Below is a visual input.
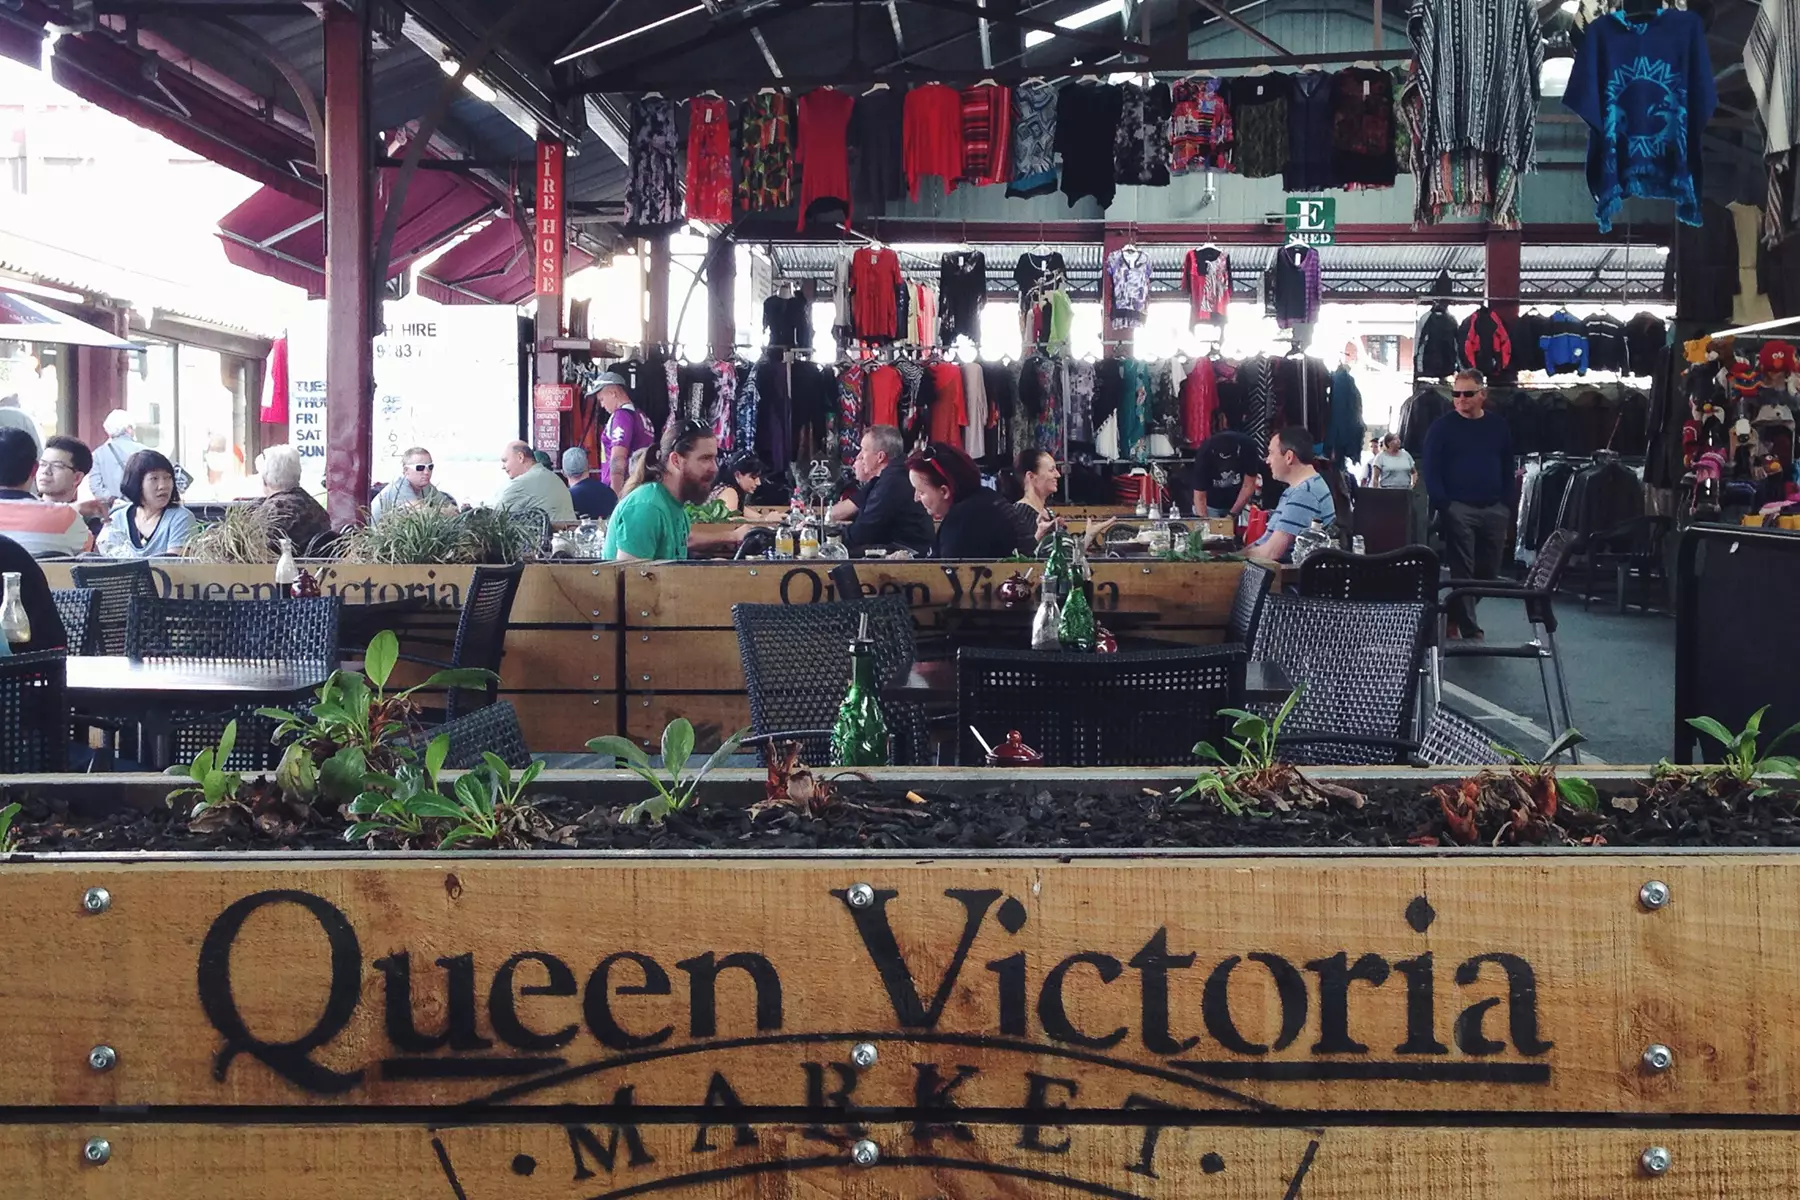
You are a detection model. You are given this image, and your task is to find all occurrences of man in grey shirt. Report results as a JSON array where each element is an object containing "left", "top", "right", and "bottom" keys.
[{"left": 493, "top": 439, "right": 576, "bottom": 522}]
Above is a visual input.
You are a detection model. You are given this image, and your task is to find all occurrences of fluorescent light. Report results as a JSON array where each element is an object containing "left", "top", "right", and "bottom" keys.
[
  {"left": 556, "top": 5, "right": 707, "bottom": 65},
  {"left": 439, "top": 58, "right": 499, "bottom": 105},
  {"left": 1024, "top": 0, "right": 1125, "bottom": 49}
]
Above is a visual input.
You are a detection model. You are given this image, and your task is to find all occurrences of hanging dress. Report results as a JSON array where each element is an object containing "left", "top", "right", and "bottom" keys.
[
  {"left": 685, "top": 96, "right": 733, "bottom": 222},
  {"left": 736, "top": 91, "right": 794, "bottom": 213},
  {"left": 624, "top": 97, "right": 681, "bottom": 235}
]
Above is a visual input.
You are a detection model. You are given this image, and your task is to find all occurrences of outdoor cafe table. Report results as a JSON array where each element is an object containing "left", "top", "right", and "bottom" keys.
[{"left": 67, "top": 656, "right": 331, "bottom": 770}]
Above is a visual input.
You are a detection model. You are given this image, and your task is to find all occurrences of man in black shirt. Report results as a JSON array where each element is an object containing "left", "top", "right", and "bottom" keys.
[
  {"left": 834, "top": 425, "right": 934, "bottom": 556},
  {"left": 1173, "top": 431, "right": 1264, "bottom": 518},
  {"left": 0, "top": 532, "right": 65, "bottom": 653}
]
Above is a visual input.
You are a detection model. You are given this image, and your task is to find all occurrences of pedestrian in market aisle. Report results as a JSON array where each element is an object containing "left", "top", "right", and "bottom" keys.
[
  {"left": 1247, "top": 426, "right": 1336, "bottom": 564},
  {"left": 562, "top": 446, "right": 617, "bottom": 520},
  {"left": 1174, "top": 429, "right": 1264, "bottom": 518},
  {"left": 369, "top": 446, "right": 456, "bottom": 520},
  {"left": 1423, "top": 369, "right": 1514, "bottom": 640},
  {"left": 494, "top": 439, "right": 577, "bottom": 523},
  {"left": 90, "top": 409, "right": 150, "bottom": 504},
  {"left": 253, "top": 444, "right": 333, "bottom": 554},
  {"left": 595, "top": 372, "right": 655, "bottom": 495},
  {"left": 603, "top": 421, "right": 751, "bottom": 562}
]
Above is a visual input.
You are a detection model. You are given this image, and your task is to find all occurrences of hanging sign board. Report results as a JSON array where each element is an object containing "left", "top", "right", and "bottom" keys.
[
  {"left": 535, "top": 140, "right": 565, "bottom": 298},
  {"left": 1285, "top": 196, "right": 1336, "bottom": 246},
  {"left": 533, "top": 382, "right": 575, "bottom": 412},
  {"left": 286, "top": 300, "right": 521, "bottom": 508}
]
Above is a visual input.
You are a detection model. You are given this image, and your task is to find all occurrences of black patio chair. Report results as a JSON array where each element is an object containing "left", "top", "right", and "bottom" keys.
[
  {"left": 125, "top": 595, "right": 342, "bottom": 771},
  {"left": 1300, "top": 544, "right": 1441, "bottom": 605},
  {"left": 1415, "top": 702, "right": 1514, "bottom": 767},
  {"left": 1226, "top": 561, "right": 1275, "bottom": 648},
  {"left": 396, "top": 699, "right": 530, "bottom": 770},
  {"left": 956, "top": 645, "right": 1245, "bottom": 767},
  {"left": 732, "top": 595, "right": 927, "bottom": 765},
  {"left": 400, "top": 563, "right": 524, "bottom": 722},
  {"left": 51, "top": 588, "right": 99, "bottom": 656},
  {"left": 1581, "top": 514, "right": 1672, "bottom": 613},
  {"left": 1247, "top": 594, "right": 1430, "bottom": 766},
  {"left": 1439, "top": 528, "right": 1581, "bottom": 760},
  {"left": 0, "top": 650, "right": 70, "bottom": 773},
  {"left": 69, "top": 560, "right": 156, "bottom": 655}
]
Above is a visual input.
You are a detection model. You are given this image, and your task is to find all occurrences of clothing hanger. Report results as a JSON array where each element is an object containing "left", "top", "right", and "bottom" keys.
[
  {"left": 864, "top": 82, "right": 890, "bottom": 94},
  {"left": 758, "top": 86, "right": 779, "bottom": 95},
  {"left": 699, "top": 89, "right": 721, "bottom": 98},
  {"left": 644, "top": 90, "right": 664, "bottom": 99},
  {"left": 975, "top": 77, "right": 999, "bottom": 88}
]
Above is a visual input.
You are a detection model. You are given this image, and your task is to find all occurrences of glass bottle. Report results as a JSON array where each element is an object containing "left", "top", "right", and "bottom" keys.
[
  {"left": 830, "top": 612, "right": 890, "bottom": 767},
  {"left": 1057, "top": 581, "right": 1097, "bottom": 652},
  {"left": 1042, "top": 531, "right": 1073, "bottom": 602},
  {"left": 274, "top": 537, "right": 298, "bottom": 587},
  {"left": 1291, "top": 519, "right": 1331, "bottom": 565},
  {"left": 1030, "top": 588, "right": 1063, "bottom": 650},
  {"left": 798, "top": 518, "right": 821, "bottom": 559},
  {"left": 0, "top": 571, "right": 29, "bottom": 646}
]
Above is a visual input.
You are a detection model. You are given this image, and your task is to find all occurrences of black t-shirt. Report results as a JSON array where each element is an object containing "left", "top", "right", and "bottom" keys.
[
  {"left": 763, "top": 293, "right": 811, "bottom": 348},
  {"left": 933, "top": 488, "right": 1028, "bottom": 559},
  {"left": 938, "top": 251, "right": 986, "bottom": 345},
  {"left": 1054, "top": 82, "right": 1122, "bottom": 209},
  {"left": 0, "top": 532, "right": 64, "bottom": 653},
  {"left": 1180, "top": 431, "right": 1264, "bottom": 514}
]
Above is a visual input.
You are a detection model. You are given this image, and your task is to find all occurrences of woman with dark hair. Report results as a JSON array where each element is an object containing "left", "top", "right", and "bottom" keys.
[
  {"left": 711, "top": 453, "right": 787, "bottom": 513},
  {"left": 98, "top": 449, "right": 195, "bottom": 557},
  {"left": 999, "top": 447, "right": 1061, "bottom": 549},
  {"left": 906, "top": 441, "right": 1028, "bottom": 559}
]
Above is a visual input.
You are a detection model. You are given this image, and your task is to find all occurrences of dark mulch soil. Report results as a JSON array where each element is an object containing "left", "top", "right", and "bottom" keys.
[{"left": 10, "top": 774, "right": 1800, "bottom": 854}]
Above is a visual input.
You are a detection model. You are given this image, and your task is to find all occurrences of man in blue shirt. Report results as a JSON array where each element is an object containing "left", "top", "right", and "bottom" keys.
[
  {"left": 1423, "top": 370, "right": 1515, "bottom": 640},
  {"left": 1248, "top": 425, "right": 1336, "bottom": 564}
]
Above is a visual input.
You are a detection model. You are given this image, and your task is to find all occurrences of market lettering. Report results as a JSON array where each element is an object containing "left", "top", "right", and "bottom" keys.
[
  {"left": 777, "top": 565, "right": 929, "bottom": 607},
  {"left": 195, "top": 887, "right": 1552, "bottom": 1096}
]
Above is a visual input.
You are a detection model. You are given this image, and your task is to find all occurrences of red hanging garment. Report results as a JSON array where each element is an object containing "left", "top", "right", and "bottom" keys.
[
  {"left": 903, "top": 84, "right": 963, "bottom": 200},
  {"left": 685, "top": 96, "right": 733, "bottom": 222},
  {"left": 959, "top": 83, "right": 1012, "bottom": 186},
  {"left": 1180, "top": 355, "right": 1218, "bottom": 446},
  {"left": 850, "top": 247, "right": 902, "bottom": 341},
  {"left": 795, "top": 87, "right": 855, "bottom": 230}
]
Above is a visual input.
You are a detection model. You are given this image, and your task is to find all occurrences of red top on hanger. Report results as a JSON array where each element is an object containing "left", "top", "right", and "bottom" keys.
[{"left": 903, "top": 84, "right": 963, "bottom": 200}]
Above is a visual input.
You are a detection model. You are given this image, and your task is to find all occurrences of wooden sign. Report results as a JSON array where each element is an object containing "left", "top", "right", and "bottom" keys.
[
  {"left": 2, "top": 856, "right": 1796, "bottom": 1115},
  {"left": 9, "top": 1121, "right": 1796, "bottom": 1198}
]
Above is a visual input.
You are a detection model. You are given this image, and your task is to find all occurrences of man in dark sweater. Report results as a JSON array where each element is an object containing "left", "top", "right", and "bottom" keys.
[
  {"left": 1424, "top": 370, "right": 1514, "bottom": 639},
  {"left": 836, "top": 425, "right": 934, "bottom": 557}
]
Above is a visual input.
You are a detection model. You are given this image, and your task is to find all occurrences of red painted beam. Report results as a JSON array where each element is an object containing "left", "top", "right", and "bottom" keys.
[{"left": 322, "top": 6, "right": 372, "bottom": 527}]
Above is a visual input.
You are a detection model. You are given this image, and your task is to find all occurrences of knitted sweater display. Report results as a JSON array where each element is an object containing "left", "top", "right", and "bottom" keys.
[{"left": 1564, "top": 8, "right": 1716, "bottom": 232}]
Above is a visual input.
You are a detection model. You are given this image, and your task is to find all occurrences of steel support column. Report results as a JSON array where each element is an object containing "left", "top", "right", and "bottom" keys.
[
  {"left": 1486, "top": 228, "right": 1522, "bottom": 320},
  {"left": 322, "top": 4, "right": 373, "bottom": 527},
  {"left": 708, "top": 233, "right": 737, "bottom": 359},
  {"left": 73, "top": 305, "right": 130, "bottom": 447},
  {"left": 645, "top": 235, "right": 672, "bottom": 348}
]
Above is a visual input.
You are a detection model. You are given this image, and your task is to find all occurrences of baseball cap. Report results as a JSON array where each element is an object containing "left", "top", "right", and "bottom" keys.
[
  {"left": 588, "top": 370, "right": 629, "bottom": 393},
  {"left": 562, "top": 446, "right": 591, "bottom": 475}
]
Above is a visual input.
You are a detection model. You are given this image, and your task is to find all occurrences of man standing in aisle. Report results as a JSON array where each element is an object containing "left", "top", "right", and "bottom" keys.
[
  {"left": 91, "top": 410, "right": 149, "bottom": 504},
  {"left": 1174, "top": 429, "right": 1263, "bottom": 519},
  {"left": 604, "top": 421, "right": 750, "bottom": 561},
  {"left": 1247, "top": 426, "right": 1335, "bottom": 564},
  {"left": 596, "top": 372, "right": 654, "bottom": 495},
  {"left": 834, "top": 425, "right": 935, "bottom": 556},
  {"left": 1424, "top": 369, "right": 1515, "bottom": 640},
  {"left": 494, "top": 440, "right": 577, "bottom": 522}
]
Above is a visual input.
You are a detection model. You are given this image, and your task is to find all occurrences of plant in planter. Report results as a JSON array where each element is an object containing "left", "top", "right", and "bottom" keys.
[
  {"left": 1425, "top": 729, "right": 1597, "bottom": 847},
  {"left": 185, "top": 503, "right": 277, "bottom": 564},
  {"left": 164, "top": 721, "right": 316, "bottom": 836},
  {"left": 346, "top": 738, "right": 550, "bottom": 849},
  {"left": 335, "top": 504, "right": 537, "bottom": 565},
  {"left": 0, "top": 801, "right": 20, "bottom": 854},
  {"left": 1179, "top": 689, "right": 1365, "bottom": 814},
  {"left": 1677, "top": 707, "right": 1800, "bottom": 797},
  {"left": 587, "top": 718, "right": 749, "bottom": 825}
]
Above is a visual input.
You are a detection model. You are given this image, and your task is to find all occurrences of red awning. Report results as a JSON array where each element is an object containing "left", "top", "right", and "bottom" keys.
[
  {"left": 414, "top": 217, "right": 595, "bottom": 306},
  {"left": 215, "top": 169, "right": 500, "bottom": 296}
]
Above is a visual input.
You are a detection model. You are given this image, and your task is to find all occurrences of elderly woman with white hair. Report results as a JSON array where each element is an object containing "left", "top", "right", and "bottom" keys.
[
  {"left": 253, "top": 444, "right": 333, "bottom": 553},
  {"left": 90, "top": 409, "right": 150, "bottom": 504}
]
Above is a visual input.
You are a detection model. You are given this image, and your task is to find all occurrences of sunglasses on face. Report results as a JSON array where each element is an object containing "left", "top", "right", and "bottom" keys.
[
  {"left": 409, "top": 463, "right": 435, "bottom": 472},
  {"left": 1452, "top": 390, "right": 1480, "bottom": 398}
]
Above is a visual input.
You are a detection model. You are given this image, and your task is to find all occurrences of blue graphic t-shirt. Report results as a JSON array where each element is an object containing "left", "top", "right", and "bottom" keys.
[{"left": 1564, "top": 9, "right": 1716, "bottom": 233}]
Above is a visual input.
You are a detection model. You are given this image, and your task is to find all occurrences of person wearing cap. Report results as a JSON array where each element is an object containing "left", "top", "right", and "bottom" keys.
[
  {"left": 595, "top": 371, "right": 655, "bottom": 494},
  {"left": 562, "top": 446, "right": 617, "bottom": 520},
  {"left": 370, "top": 446, "right": 456, "bottom": 520}
]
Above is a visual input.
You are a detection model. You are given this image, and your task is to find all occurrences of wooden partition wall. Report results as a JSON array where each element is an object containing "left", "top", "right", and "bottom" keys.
[{"left": 42, "top": 558, "right": 1247, "bottom": 752}]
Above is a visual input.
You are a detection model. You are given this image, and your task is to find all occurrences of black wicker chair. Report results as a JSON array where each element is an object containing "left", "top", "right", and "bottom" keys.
[
  {"left": 1581, "top": 514, "right": 1672, "bottom": 613},
  {"left": 1248, "top": 594, "right": 1430, "bottom": 765},
  {"left": 69, "top": 560, "right": 157, "bottom": 655},
  {"left": 51, "top": 588, "right": 99, "bottom": 656},
  {"left": 396, "top": 699, "right": 530, "bottom": 770},
  {"left": 955, "top": 645, "right": 1246, "bottom": 767},
  {"left": 401, "top": 564, "right": 524, "bottom": 722},
  {"left": 125, "top": 595, "right": 342, "bottom": 771},
  {"left": 1300, "top": 544, "right": 1441, "bottom": 604},
  {"left": 0, "top": 650, "right": 70, "bottom": 773},
  {"left": 1226, "top": 561, "right": 1276, "bottom": 647},
  {"left": 1439, "top": 528, "right": 1581, "bottom": 760},
  {"left": 732, "top": 595, "right": 926, "bottom": 765},
  {"left": 1415, "top": 703, "right": 1514, "bottom": 767}
]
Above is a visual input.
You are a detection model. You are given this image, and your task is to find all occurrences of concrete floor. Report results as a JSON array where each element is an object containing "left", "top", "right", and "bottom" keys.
[{"left": 1440, "top": 595, "right": 1675, "bottom": 766}]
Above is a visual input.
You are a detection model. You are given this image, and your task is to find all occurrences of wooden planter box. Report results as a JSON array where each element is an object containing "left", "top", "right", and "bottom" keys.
[{"left": 4, "top": 770, "right": 1798, "bottom": 1196}]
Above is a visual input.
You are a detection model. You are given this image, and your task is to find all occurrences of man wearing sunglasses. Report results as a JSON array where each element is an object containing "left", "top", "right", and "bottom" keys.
[
  {"left": 1423, "top": 370, "right": 1515, "bottom": 640},
  {"left": 370, "top": 447, "right": 457, "bottom": 521}
]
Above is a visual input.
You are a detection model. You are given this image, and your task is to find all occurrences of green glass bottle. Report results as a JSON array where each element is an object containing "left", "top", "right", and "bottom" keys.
[
  {"left": 1042, "top": 531, "right": 1073, "bottom": 601},
  {"left": 1058, "top": 581, "right": 1097, "bottom": 652},
  {"left": 831, "top": 612, "right": 890, "bottom": 766}
]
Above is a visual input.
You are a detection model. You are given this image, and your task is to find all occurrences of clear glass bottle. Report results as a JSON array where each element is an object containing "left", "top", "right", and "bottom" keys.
[
  {"left": 830, "top": 612, "right": 890, "bottom": 767},
  {"left": 798, "top": 519, "right": 821, "bottom": 559},
  {"left": 1030, "top": 589, "right": 1063, "bottom": 650},
  {"left": 0, "top": 571, "right": 30, "bottom": 646},
  {"left": 274, "top": 537, "right": 299, "bottom": 586},
  {"left": 1291, "top": 520, "right": 1332, "bottom": 565}
]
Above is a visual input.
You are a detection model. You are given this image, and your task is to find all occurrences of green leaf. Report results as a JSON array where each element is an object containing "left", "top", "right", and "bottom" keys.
[
  {"left": 201, "top": 769, "right": 229, "bottom": 808},
  {"left": 1758, "top": 755, "right": 1800, "bottom": 778},
  {"left": 216, "top": 720, "right": 238, "bottom": 768},
  {"left": 1540, "top": 727, "right": 1587, "bottom": 763},
  {"left": 188, "top": 748, "right": 215, "bottom": 783},
  {"left": 586, "top": 736, "right": 651, "bottom": 769},
  {"left": 318, "top": 747, "right": 369, "bottom": 804},
  {"left": 684, "top": 727, "right": 750, "bottom": 792},
  {"left": 1192, "top": 740, "right": 1226, "bottom": 765},
  {"left": 1686, "top": 716, "right": 1738, "bottom": 749},
  {"left": 1556, "top": 776, "right": 1599, "bottom": 813},
  {"left": 1745, "top": 705, "right": 1770, "bottom": 741},
  {"left": 406, "top": 797, "right": 471, "bottom": 821},
  {"left": 454, "top": 772, "right": 493, "bottom": 816},
  {"left": 344, "top": 822, "right": 381, "bottom": 841},
  {"left": 1215, "top": 708, "right": 1260, "bottom": 724},
  {"left": 254, "top": 707, "right": 299, "bottom": 723},
  {"left": 347, "top": 792, "right": 391, "bottom": 815},
  {"left": 417, "top": 667, "right": 500, "bottom": 691},
  {"left": 620, "top": 796, "right": 674, "bottom": 826},
  {"left": 520, "top": 759, "right": 545, "bottom": 789},
  {"left": 437, "top": 827, "right": 485, "bottom": 850},
  {"left": 364, "top": 630, "right": 400, "bottom": 690},
  {"left": 424, "top": 734, "right": 450, "bottom": 784},
  {"left": 1493, "top": 744, "right": 1531, "bottom": 766},
  {"left": 661, "top": 718, "right": 695, "bottom": 779},
  {"left": 1764, "top": 721, "right": 1800, "bottom": 759},
  {"left": 481, "top": 752, "right": 512, "bottom": 780}
]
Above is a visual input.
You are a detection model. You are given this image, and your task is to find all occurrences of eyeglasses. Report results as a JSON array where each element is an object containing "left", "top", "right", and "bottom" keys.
[
  {"left": 408, "top": 463, "right": 435, "bottom": 472},
  {"left": 38, "top": 461, "right": 76, "bottom": 473},
  {"left": 1452, "top": 389, "right": 1481, "bottom": 398}
]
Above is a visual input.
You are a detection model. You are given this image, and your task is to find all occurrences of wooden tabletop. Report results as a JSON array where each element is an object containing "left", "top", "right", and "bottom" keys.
[{"left": 66, "top": 657, "right": 332, "bottom": 697}]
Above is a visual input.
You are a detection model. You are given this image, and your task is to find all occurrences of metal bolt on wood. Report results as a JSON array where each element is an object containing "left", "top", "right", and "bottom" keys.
[
  {"left": 87, "top": 1046, "right": 116, "bottom": 1072},
  {"left": 1640, "top": 1146, "right": 1671, "bottom": 1176},
  {"left": 81, "top": 887, "right": 110, "bottom": 914},
  {"left": 846, "top": 883, "right": 875, "bottom": 909},
  {"left": 83, "top": 1138, "right": 110, "bottom": 1165},
  {"left": 851, "top": 1042, "right": 878, "bottom": 1068},
  {"left": 851, "top": 1139, "right": 879, "bottom": 1167},
  {"left": 1642, "top": 1044, "right": 1673, "bottom": 1072},
  {"left": 1639, "top": 880, "right": 1671, "bottom": 910}
]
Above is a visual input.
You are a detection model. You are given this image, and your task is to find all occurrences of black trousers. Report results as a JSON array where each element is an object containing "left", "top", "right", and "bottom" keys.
[{"left": 1441, "top": 500, "right": 1510, "bottom": 635}]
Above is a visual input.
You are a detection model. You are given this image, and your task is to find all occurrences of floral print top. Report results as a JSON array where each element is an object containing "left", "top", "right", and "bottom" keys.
[
  {"left": 1114, "top": 82, "right": 1172, "bottom": 186},
  {"left": 625, "top": 97, "right": 681, "bottom": 234},
  {"left": 736, "top": 91, "right": 794, "bottom": 212},
  {"left": 1170, "top": 77, "right": 1233, "bottom": 173}
]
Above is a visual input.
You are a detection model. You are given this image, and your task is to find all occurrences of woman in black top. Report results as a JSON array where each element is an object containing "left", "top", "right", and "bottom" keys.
[
  {"left": 906, "top": 442, "right": 1028, "bottom": 560},
  {"left": 711, "top": 454, "right": 787, "bottom": 513}
]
